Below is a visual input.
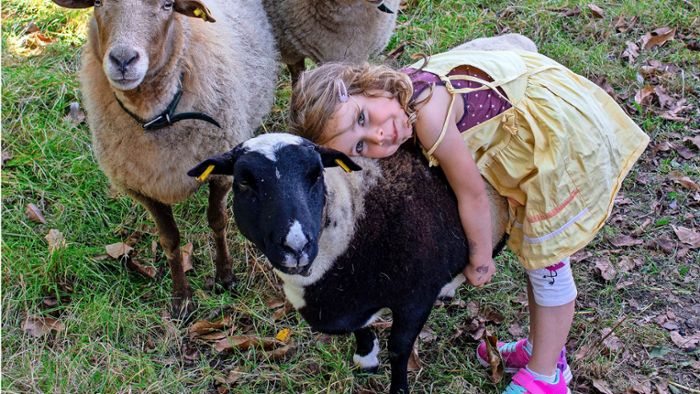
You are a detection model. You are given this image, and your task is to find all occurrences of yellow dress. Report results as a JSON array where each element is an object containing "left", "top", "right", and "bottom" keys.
[{"left": 409, "top": 50, "right": 649, "bottom": 270}]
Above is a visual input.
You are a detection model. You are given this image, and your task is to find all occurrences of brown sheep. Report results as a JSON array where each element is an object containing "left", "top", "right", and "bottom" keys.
[{"left": 51, "top": 0, "right": 278, "bottom": 319}]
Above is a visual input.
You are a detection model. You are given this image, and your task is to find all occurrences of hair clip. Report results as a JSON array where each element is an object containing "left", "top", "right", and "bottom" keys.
[{"left": 335, "top": 79, "right": 349, "bottom": 103}]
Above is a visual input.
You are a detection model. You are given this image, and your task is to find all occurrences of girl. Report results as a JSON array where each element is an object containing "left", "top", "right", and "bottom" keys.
[{"left": 287, "top": 38, "right": 648, "bottom": 394}]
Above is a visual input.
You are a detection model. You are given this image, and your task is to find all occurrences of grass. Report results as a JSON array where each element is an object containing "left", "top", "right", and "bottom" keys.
[{"left": 2, "top": 0, "right": 699, "bottom": 393}]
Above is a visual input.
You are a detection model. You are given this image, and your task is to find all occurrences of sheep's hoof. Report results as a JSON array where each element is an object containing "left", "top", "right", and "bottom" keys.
[
  {"left": 214, "top": 274, "right": 237, "bottom": 295},
  {"left": 171, "top": 297, "right": 197, "bottom": 323},
  {"left": 358, "top": 365, "right": 380, "bottom": 374}
]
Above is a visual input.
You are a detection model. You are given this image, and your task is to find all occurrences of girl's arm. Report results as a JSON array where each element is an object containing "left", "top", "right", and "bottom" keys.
[{"left": 415, "top": 87, "right": 495, "bottom": 286}]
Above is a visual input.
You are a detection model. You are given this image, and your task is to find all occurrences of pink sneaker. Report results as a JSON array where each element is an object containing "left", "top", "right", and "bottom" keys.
[
  {"left": 502, "top": 368, "right": 571, "bottom": 394},
  {"left": 476, "top": 338, "right": 572, "bottom": 384}
]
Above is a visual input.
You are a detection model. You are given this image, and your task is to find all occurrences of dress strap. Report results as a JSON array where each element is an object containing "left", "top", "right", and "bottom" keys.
[{"left": 426, "top": 90, "right": 457, "bottom": 157}]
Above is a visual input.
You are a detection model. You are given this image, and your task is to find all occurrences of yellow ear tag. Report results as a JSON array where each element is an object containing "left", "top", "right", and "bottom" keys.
[
  {"left": 196, "top": 164, "right": 215, "bottom": 182},
  {"left": 334, "top": 159, "right": 352, "bottom": 173},
  {"left": 193, "top": 8, "right": 207, "bottom": 21}
]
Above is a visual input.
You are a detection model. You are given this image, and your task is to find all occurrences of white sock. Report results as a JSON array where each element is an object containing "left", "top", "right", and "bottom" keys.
[{"left": 525, "top": 366, "right": 558, "bottom": 384}]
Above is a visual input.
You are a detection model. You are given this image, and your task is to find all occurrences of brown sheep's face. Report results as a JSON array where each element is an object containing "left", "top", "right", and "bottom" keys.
[{"left": 52, "top": 0, "right": 216, "bottom": 91}]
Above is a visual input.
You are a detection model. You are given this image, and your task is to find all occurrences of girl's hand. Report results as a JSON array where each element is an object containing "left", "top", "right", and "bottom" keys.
[{"left": 463, "top": 256, "right": 496, "bottom": 287}]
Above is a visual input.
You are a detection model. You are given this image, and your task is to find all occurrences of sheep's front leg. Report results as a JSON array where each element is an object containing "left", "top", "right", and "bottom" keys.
[
  {"left": 129, "top": 191, "right": 195, "bottom": 321},
  {"left": 353, "top": 327, "right": 380, "bottom": 373},
  {"left": 387, "top": 304, "right": 433, "bottom": 394},
  {"left": 288, "top": 60, "right": 306, "bottom": 87},
  {"left": 208, "top": 179, "right": 236, "bottom": 292}
]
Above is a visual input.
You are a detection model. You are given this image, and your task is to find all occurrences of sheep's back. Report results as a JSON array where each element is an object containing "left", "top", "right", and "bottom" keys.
[{"left": 262, "top": 0, "right": 399, "bottom": 65}]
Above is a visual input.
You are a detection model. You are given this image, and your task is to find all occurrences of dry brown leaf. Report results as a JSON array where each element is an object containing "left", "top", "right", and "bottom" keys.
[
  {"left": 64, "top": 102, "right": 85, "bottom": 125},
  {"left": 634, "top": 85, "right": 655, "bottom": 106},
  {"left": 592, "top": 379, "right": 615, "bottom": 394},
  {"left": 684, "top": 135, "right": 700, "bottom": 150},
  {"left": 124, "top": 258, "right": 157, "bottom": 279},
  {"left": 268, "top": 344, "right": 295, "bottom": 360},
  {"left": 265, "top": 297, "right": 286, "bottom": 309},
  {"left": 618, "top": 256, "right": 644, "bottom": 273},
  {"left": 595, "top": 257, "right": 617, "bottom": 281},
  {"left": 105, "top": 242, "right": 133, "bottom": 259},
  {"left": 659, "top": 99, "right": 693, "bottom": 123},
  {"left": 213, "top": 335, "right": 284, "bottom": 353},
  {"left": 559, "top": 6, "right": 581, "bottom": 17},
  {"left": 189, "top": 316, "right": 234, "bottom": 339},
  {"left": 181, "top": 242, "right": 194, "bottom": 272},
  {"left": 23, "top": 21, "right": 40, "bottom": 34},
  {"left": 672, "top": 226, "right": 700, "bottom": 248},
  {"left": 613, "top": 15, "right": 637, "bottom": 33},
  {"left": 418, "top": 327, "right": 437, "bottom": 343},
  {"left": 640, "top": 27, "right": 676, "bottom": 50},
  {"left": 1, "top": 150, "right": 13, "bottom": 167},
  {"left": 26, "top": 203, "right": 47, "bottom": 224},
  {"left": 45, "top": 229, "right": 66, "bottom": 253},
  {"left": 483, "top": 331, "right": 504, "bottom": 383},
  {"left": 610, "top": 235, "right": 643, "bottom": 247},
  {"left": 587, "top": 4, "right": 604, "bottom": 18},
  {"left": 407, "top": 343, "right": 421, "bottom": 371},
  {"left": 481, "top": 308, "right": 505, "bottom": 324},
  {"left": 621, "top": 41, "right": 639, "bottom": 64},
  {"left": 669, "top": 170, "right": 700, "bottom": 191},
  {"left": 21, "top": 315, "right": 64, "bottom": 337},
  {"left": 653, "top": 86, "right": 674, "bottom": 109},
  {"left": 271, "top": 303, "right": 294, "bottom": 321},
  {"left": 601, "top": 327, "right": 622, "bottom": 353},
  {"left": 507, "top": 323, "right": 525, "bottom": 338},
  {"left": 669, "top": 331, "right": 699, "bottom": 350}
]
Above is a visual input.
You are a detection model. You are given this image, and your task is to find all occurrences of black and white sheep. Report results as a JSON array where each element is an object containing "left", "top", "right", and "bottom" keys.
[
  {"left": 51, "top": 0, "right": 278, "bottom": 318},
  {"left": 262, "top": 0, "right": 401, "bottom": 84},
  {"left": 188, "top": 133, "right": 509, "bottom": 393}
]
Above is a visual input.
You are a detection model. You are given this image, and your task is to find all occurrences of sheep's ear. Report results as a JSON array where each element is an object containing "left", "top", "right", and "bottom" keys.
[
  {"left": 51, "top": 0, "right": 94, "bottom": 9},
  {"left": 187, "top": 147, "right": 242, "bottom": 182},
  {"left": 174, "top": 0, "right": 216, "bottom": 23},
  {"left": 315, "top": 146, "right": 362, "bottom": 173}
]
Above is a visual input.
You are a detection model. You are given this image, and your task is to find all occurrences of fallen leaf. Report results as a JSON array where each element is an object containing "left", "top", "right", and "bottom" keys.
[
  {"left": 507, "top": 323, "right": 525, "bottom": 338},
  {"left": 124, "top": 258, "right": 157, "bottom": 279},
  {"left": 653, "top": 85, "right": 674, "bottom": 109},
  {"left": 610, "top": 235, "right": 643, "bottom": 247},
  {"left": 618, "top": 256, "right": 644, "bottom": 273},
  {"left": 213, "top": 335, "right": 284, "bottom": 353},
  {"left": 481, "top": 308, "right": 505, "bottom": 324},
  {"left": 385, "top": 42, "right": 407, "bottom": 62},
  {"left": 272, "top": 303, "right": 294, "bottom": 321},
  {"left": 612, "top": 15, "right": 637, "bottom": 33},
  {"left": 189, "top": 316, "right": 234, "bottom": 339},
  {"left": 45, "top": 229, "right": 66, "bottom": 253},
  {"left": 1, "top": 150, "right": 13, "bottom": 167},
  {"left": 595, "top": 257, "right": 617, "bottom": 281},
  {"left": 181, "top": 242, "right": 194, "bottom": 272},
  {"left": 587, "top": 4, "right": 604, "bottom": 18},
  {"left": 483, "top": 331, "right": 504, "bottom": 383},
  {"left": 634, "top": 85, "right": 655, "bottom": 106},
  {"left": 601, "top": 327, "right": 622, "bottom": 353},
  {"left": 21, "top": 315, "right": 64, "bottom": 337},
  {"left": 672, "top": 226, "right": 700, "bottom": 248},
  {"left": 593, "top": 379, "right": 614, "bottom": 394},
  {"left": 669, "top": 330, "right": 699, "bottom": 350},
  {"left": 268, "top": 344, "right": 295, "bottom": 360},
  {"left": 668, "top": 170, "right": 700, "bottom": 191},
  {"left": 407, "top": 343, "right": 421, "bottom": 371},
  {"left": 105, "top": 242, "right": 133, "bottom": 259},
  {"left": 23, "top": 21, "right": 40, "bottom": 34},
  {"left": 64, "top": 102, "right": 85, "bottom": 125},
  {"left": 684, "top": 135, "right": 700, "bottom": 150},
  {"left": 215, "top": 368, "right": 246, "bottom": 385},
  {"left": 660, "top": 99, "right": 693, "bottom": 123},
  {"left": 418, "top": 327, "right": 437, "bottom": 343},
  {"left": 25, "top": 203, "right": 47, "bottom": 224},
  {"left": 275, "top": 328, "right": 292, "bottom": 343},
  {"left": 640, "top": 27, "right": 676, "bottom": 50},
  {"left": 266, "top": 297, "right": 286, "bottom": 309},
  {"left": 621, "top": 41, "right": 639, "bottom": 63},
  {"left": 182, "top": 342, "right": 199, "bottom": 362},
  {"left": 559, "top": 6, "right": 581, "bottom": 17}
]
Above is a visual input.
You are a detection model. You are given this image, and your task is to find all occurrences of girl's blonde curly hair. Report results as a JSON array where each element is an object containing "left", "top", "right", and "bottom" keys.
[{"left": 288, "top": 62, "right": 417, "bottom": 145}]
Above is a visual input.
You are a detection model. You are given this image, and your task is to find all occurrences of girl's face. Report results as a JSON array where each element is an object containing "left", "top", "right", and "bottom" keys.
[{"left": 322, "top": 93, "right": 413, "bottom": 158}]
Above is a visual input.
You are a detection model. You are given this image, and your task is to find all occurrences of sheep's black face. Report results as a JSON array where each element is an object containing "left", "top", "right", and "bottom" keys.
[
  {"left": 188, "top": 133, "right": 361, "bottom": 276},
  {"left": 232, "top": 144, "right": 327, "bottom": 276}
]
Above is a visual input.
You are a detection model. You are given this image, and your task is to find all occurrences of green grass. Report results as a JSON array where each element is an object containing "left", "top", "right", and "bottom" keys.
[{"left": 3, "top": 0, "right": 699, "bottom": 393}]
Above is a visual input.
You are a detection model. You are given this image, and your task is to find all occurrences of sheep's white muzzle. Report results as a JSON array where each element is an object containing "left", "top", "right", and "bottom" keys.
[{"left": 279, "top": 220, "right": 313, "bottom": 276}]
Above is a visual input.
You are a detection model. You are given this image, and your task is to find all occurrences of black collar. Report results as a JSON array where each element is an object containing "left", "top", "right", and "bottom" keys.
[{"left": 115, "top": 75, "right": 221, "bottom": 131}]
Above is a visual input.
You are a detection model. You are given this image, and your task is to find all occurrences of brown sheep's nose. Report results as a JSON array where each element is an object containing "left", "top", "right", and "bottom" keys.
[{"left": 108, "top": 46, "right": 140, "bottom": 75}]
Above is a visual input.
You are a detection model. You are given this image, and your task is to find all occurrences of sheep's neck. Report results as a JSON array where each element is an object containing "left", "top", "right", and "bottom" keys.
[{"left": 113, "top": 16, "right": 189, "bottom": 121}]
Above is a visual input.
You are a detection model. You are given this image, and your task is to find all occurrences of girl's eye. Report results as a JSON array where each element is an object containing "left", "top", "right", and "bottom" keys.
[
  {"left": 163, "top": 0, "right": 174, "bottom": 10},
  {"left": 357, "top": 111, "right": 366, "bottom": 127},
  {"left": 354, "top": 140, "right": 365, "bottom": 155}
]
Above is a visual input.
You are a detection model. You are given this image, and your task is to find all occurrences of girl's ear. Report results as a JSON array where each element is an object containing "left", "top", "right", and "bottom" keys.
[
  {"left": 51, "top": 0, "right": 94, "bottom": 9},
  {"left": 174, "top": 0, "right": 216, "bottom": 22},
  {"left": 314, "top": 146, "right": 362, "bottom": 173},
  {"left": 187, "top": 147, "right": 242, "bottom": 181}
]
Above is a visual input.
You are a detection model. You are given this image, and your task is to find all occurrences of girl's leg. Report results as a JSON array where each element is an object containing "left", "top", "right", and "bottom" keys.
[{"left": 525, "top": 258, "right": 577, "bottom": 377}]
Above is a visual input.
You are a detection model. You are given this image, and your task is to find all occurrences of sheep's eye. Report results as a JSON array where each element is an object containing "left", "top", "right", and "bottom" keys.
[
  {"left": 235, "top": 172, "right": 256, "bottom": 192},
  {"left": 163, "top": 0, "right": 174, "bottom": 10},
  {"left": 94, "top": 0, "right": 102, "bottom": 7}
]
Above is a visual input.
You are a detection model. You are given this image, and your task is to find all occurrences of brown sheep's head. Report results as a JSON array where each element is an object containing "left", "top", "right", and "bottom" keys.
[{"left": 52, "top": 0, "right": 215, "bottom": 91}]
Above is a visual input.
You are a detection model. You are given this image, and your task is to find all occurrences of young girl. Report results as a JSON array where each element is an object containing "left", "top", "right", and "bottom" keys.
[{"left": 287, "top": 41, "right": 648, "bottom": 394}]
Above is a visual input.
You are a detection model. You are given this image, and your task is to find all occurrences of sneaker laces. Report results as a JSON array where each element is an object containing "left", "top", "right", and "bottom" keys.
[{"left": 499, "top": 340, "right": 521, "bottom": 354}]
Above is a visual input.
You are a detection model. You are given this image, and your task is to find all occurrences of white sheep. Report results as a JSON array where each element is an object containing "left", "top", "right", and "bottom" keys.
[
  {"left": 262, "top": 0, "right": 401, "bottom": 83},
  {"left": 51, "top": 0, "right": 278, "bottom": 319}
]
